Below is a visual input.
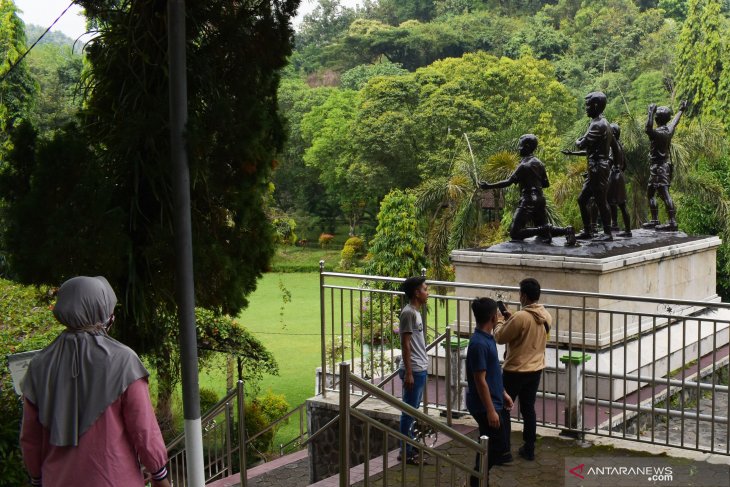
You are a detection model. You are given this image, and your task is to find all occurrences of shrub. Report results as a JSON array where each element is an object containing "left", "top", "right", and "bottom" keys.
[
  {"left": 271, "top": 216, "right": 298, "bottom": 246},
  {"left": 318, "top": 233, "right": 334, "bottom": 248},
  {"left": 199, "top": 387, "right": 220, "bottom": 413},
  {"left": 343, "top": 236, "right": 365, "bottom": 257},
  {"left": 339, "top": 245, "right": 357, "bottom": 270},
  {"left": 0, "top": 279, "right": 62, "bottom": 484},
  {"left": 350, "top": 293, "right": 401, "bottom": 349},
  {"left": 244, "top": 391, "right": 290, "bottom": 462}
]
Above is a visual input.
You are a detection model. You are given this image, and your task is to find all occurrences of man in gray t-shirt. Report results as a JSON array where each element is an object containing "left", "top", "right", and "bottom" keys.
[{"left": 398, "top": 276, "right": 429, "bottom": 463}]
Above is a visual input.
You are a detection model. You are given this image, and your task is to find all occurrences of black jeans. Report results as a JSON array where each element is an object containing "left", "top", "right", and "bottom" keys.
[
  {"left": 502, "top": 369, "right": 542, "bottom": 452},
  {"left": 469, "top": 409, "right": 509, "bottom": 487}
]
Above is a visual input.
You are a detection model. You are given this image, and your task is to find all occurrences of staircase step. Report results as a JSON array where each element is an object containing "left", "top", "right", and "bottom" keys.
[
  {"left": 310, "top": 423, "right": 478, "bottom": 487},
  {"left": 206, "top": 448, "right": 309, "bottom": 487}
]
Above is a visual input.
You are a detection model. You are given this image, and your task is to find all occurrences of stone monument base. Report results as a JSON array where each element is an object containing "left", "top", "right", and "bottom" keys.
[
  {"left": 451, "top": 230, "right": 721, "bottom": 348},
  {"left": 450, "top": 230, "right": 727, "bottom": 401}
]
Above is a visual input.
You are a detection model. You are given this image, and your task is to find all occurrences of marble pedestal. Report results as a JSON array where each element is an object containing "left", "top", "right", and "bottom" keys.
[
  {"left": 450, "top": 230, "right": 728, "bottom": 401},
  {"left": 451, "top": 230, "right": 721, "bottom": 348}
]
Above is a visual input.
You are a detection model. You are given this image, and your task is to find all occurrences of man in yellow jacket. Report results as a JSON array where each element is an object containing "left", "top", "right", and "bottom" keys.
[{"left": 494, "top": 277, "right": 551, "bottom": 461}]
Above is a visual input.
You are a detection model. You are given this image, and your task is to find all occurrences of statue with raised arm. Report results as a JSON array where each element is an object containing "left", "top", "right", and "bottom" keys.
[
  {"left": 480, "top": 134, "right": 576, "bottom": 246},
  {"left": 642, "top": 100, "right": 687, "bottom": 231},
  {"left": 562, "top": 91, "right": 614, "bottom": 241}
]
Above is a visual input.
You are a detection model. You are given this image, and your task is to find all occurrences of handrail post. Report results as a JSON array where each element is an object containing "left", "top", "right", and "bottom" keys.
[
  {"left": 320, "top": 260, "right": 327, "bottom": 397},
  {"left": 237, "top": 380, "right": 248, "bottom": 487},
  {"left": 445, "top": 326, "right": 453, "bottom": 426},
  {"left": 479, "top": 435, "right": 489, "bottom": 487},
  {"left": 339, "top": 363, "right": 350, "bottom": 487}
]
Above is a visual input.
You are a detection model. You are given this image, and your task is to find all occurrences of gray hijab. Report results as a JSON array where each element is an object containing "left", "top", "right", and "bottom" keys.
[{"left": 21, "top": 276, "right": 149, "bottom": 447}]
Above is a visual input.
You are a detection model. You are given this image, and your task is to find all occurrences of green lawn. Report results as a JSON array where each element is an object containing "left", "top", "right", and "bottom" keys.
[
  {"left": 196, "top": 271, "right": 325, "bottom": 448},
  {"left": 269, "top": 245, "right": 341, "bottom": 272}
]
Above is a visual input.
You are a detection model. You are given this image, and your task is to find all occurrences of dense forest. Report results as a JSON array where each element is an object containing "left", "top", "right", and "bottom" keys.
[{"left": 275, "top": 0, "right": 730, "bottom": 295}]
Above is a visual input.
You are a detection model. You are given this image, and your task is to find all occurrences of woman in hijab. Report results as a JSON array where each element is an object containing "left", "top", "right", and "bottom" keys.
[{"left": 20, "top": 276, "right": 170, "bottom": 487}]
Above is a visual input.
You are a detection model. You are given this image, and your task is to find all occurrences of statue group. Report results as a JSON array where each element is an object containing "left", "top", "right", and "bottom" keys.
[{"left": 480, "top": 91, "right": 686, "bottom": 246}]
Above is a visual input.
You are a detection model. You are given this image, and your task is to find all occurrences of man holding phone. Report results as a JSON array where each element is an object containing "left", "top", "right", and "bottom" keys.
[
  {"left": 466, "top": 298, "right": 513, "bottom": 486},
  {"left": 494, "top": 278, "right": 551, "bottom": 461}
]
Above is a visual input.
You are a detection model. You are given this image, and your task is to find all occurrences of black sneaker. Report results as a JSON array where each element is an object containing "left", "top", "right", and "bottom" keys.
[
  {"left": 499, "top": 452, "right": 514, "bottom": 464},
  {"left": 518, "top": 445, "right": 535, "bottom": 461}
]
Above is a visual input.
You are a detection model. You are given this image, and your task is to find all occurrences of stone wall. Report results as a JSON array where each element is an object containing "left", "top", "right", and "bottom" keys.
[{"left": 307, "top": 394, "right": 401, "bottom": 483}]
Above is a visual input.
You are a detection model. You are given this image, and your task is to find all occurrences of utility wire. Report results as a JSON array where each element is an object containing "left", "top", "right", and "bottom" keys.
[{"left": 0, "top": 0, "right": 77, "bottom": 84}]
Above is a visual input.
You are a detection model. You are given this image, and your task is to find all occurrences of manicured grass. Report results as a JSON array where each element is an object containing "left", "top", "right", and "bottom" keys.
[
  {"left": 195, "top": 271, "right": 326, "bottom": 448},
  {"left": 270, "top": 246, "right": 341, "bottom": 272}
]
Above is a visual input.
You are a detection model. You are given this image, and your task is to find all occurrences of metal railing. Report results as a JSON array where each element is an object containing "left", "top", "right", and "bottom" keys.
[
  {"left": 319, "top": 266, "right": 730, "bottom": 457},
  {"left": 337, "top": 362, "right": 489, "bottom": 486},
  {"left": 166, "top": 381, "right": 308, "bottom": 486}
]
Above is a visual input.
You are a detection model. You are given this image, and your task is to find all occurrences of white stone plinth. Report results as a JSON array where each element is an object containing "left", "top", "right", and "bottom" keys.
[{"left": 450, "top": 231, "right": 721, "bottom": 348}]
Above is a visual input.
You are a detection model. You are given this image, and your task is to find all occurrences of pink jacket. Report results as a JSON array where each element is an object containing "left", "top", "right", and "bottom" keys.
[{"left": 21, "top": 378, "right": 168, "bottom": 487}]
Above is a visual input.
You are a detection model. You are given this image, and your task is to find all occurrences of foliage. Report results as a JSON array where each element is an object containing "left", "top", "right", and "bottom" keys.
[
  {"left": 198, "top": 387, "right": 220, "bottom": 413},
  {"left": 2, "top": 0, "right": 298, "bottom": 430},
  {"left": 340, "top": 60, "right": 408, "bottom": 90},
  {"left": 675, "top": 0, "right": 724, "bottom": 116},
  {"left": 269, "top": 246, "right": 340, "bottom": 272},
  {"left": 0, "top": 278, "right": 61, "bottom": 484},
  {"left": 274, "top": 78, "right": 340, "bottom": 227},
  {"left": 25, "top": 40, "right": 83, "bottom": 132},
  {"left": 350, "top": 293, "right": 401, "bottom": 349},
  {"left": 339, "top": 236, "right": 365, "bottom": 270},
  {"left": 344, "top": 236, "right": 366, "bottom": 256},
  {"left": 325, "top": 335, "right": 350, "bottom": 369},
  {"left": 0, "top": 0, "right": 36, "bottom": 157},
  {"left": 293, "top": 0, "right": 362, "bottom": 73},
  {"left": 301, "top": 88, "right": 378, "bottom": 235},
  {"left": 326, "top": 11, "right": 519, "bottom": 71},
  {"left": 366, "top": 189, "right": 427, "bottom": 279},
  {"left": 270, "top": 208, "right": 299, "bottom": 246},
  {"left": 319, "top": 233, "right": 335, "bottom": 247},
  {"left": 415, "top": 137, "right": 517, "bottom": 281},
  {"left": 244, "top": 391, "right": 290, "bottom": 461}
]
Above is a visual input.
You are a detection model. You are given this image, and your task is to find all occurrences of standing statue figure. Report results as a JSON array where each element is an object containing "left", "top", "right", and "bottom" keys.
[
  {"left": 608, "top": 123, "right": 631, "bottom": 237},
  {"left": 642, "top": 100, "right": 687, "bottom": 231},
  {"left": 480, "top": 134, "right": 576, "bottom": 246},
  {"left": 562, "top": 91, "right": 614, "bottom": 241}
]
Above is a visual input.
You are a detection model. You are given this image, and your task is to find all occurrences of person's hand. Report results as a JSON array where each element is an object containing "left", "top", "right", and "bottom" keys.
[
  {"left": 488, "top": 409, "right": 500, "bottom": 429},
  {"left": 404, "top": 370, "right": 414, "bottom": 391},
  {"left": 561, "top": 149, "right": 570, "bottom": 155},
  {"left": 152, "top": 479, "right": 171, "bottom": 487},
  {"left": 679, "top": 100, "right": 688, "bottom": 111},
  {"left": 649, "top": 103, "right": 657, "bottom": 112},
  {"left": 504, "top": 393, "right": 513, "bottom": 412}
]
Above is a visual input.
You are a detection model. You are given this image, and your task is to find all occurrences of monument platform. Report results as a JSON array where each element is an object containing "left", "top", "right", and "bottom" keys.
[
  {"left": 450, "top": 230, "right": 729, "bottom": 401},
  {"left": 451, "top": 229, "right": 721, "bottom": 348}
]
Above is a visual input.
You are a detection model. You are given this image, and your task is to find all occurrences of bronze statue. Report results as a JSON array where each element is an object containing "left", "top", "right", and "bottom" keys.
[
  {"left": 642, "top": 100, "right": 687, "bottom": 231},
  {"left": 562, "top": 92, "right": 614, "bottom": 241},
  {"left": 608, "top": 123, "right": 631, "bottom": 237},
  {"left": 480, "top": 134, "right": 576, "bottom": 246}
]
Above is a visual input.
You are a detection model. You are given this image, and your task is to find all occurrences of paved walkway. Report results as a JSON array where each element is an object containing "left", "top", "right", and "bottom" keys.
[{"left": 215, "top": 424, "right": 730, "bottom": 487}]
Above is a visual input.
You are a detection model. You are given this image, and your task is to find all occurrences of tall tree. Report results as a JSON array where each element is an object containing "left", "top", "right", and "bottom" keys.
[
  {"left": 0, "top": 0, "right": 36, "bottom": 156},
  {"left": 675, "top": 0, "right": 723, "bottom": 115},
  {"left": 1, "top": 0, "right": 298, "bottom": 427},
  {"left": 366, "top": 189, "right": 427, "bottom": 279}
]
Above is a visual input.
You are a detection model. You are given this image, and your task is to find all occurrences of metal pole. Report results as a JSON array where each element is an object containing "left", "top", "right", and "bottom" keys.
[
  {"left": 168, "top": 1, "right": 204, "bottom": 485},
  {"left": 238, "top": 380, "right": 248, "bottom": 487},
  {"left": 479, "top": 435, "right": 489, "bottom": 487},
  {"left": 320, "top": 261, "right": 327, "bottom": 397},
  {"left": 445, "top": 326, "right": 452, "bottom": 426},
  {"left": 339, "top": 362, "right": 351, "bottom": 487}
]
